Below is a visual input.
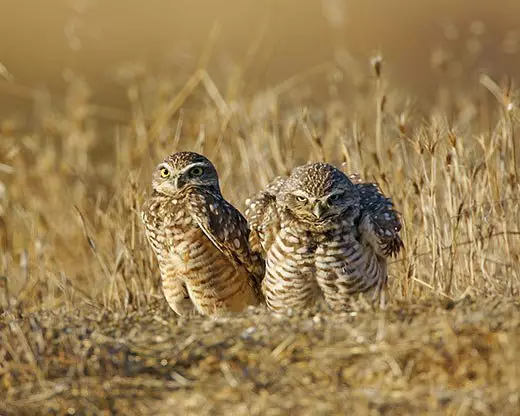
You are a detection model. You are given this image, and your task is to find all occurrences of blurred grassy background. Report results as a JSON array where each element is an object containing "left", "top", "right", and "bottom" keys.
[{"left": 1, "top": 0, "right": 520, "bottom": 113}]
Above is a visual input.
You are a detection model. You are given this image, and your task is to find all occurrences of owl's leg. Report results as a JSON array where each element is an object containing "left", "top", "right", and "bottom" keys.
[
  {"left": 379, "top": 287, "right": 387, "bottom": 310},
  {"left": 161, "top": 276, "right": 197, "bottom": 317},
  {"left": 371, "top": 258, "right": 388, "bottom": 309}
]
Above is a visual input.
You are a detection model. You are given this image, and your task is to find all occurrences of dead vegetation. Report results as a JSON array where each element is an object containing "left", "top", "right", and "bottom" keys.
[
  {"left": 1, "top": 15, "right": 520, "bottom": 415},
  {"left": 1, "top": 298, "right": 519, "bottom": 415}
]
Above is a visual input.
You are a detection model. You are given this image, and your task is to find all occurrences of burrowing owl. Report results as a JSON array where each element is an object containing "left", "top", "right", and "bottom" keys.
[
  {"left": 245, "top": 162, "right": 403, "bottom": 312},
  {"left": 141, "top": 151, "right": 264, "bottom": 316}
]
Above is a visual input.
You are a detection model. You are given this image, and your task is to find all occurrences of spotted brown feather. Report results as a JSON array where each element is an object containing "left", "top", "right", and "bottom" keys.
[
  {"left": 349, "top": 174, "right": 404, "bottom": 257},
  {"left": 189, "top": 191, "right": 265, "bottom": 298}
]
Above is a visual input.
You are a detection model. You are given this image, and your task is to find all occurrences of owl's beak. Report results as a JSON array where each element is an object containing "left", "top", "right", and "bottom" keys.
[
  {"left": 312, "top": 201, "right": 326, "bottom": 219},
  {"left": 172, "top": 176, "right": 180, "bottom": 189},
  {"left": 171, "top": 175, "right": 184, "bottom": 190}
]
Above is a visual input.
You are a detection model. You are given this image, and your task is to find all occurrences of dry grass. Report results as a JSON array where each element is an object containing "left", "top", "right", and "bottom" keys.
[
  {"left": 1, "top": 29, "right": 520, "bottom": 414},
  {"left": 1, "top": 298, "right": 519, "bottom": 415}
]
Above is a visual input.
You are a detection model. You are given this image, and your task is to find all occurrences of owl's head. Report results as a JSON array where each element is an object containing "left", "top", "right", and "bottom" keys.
[
  {"left": 151, "top": 151, "right": 220, "bottom": 196},
  {"left": 277, "top": 162, "right": 360, "bottom": 226}
]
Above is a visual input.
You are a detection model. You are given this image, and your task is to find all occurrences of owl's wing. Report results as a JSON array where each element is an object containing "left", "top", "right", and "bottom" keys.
[
  {"left": 189, "top": 192, "right": 265, "bottom": 294},
  {"left": 245, "top": 177, "right": 285, "bottom": 256},
  {"left": 349, "top": 174, "right": 404, "bottom": 257}
]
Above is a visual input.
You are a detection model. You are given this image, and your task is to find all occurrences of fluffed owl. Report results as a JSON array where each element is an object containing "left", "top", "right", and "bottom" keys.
[{"left": 245, "top": 162, "right": 403, "bottom": 312}]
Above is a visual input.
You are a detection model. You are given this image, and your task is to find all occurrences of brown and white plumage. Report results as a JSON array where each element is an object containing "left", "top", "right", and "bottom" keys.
[
  {"left": 245, "top": 162, "right": 403, "bottom": 312},
  {"left": 348, "top": 173, "right": 404, "bottom": 258},
  {"left": 141, "top": 151, "right": 264, "bottom": 316}
]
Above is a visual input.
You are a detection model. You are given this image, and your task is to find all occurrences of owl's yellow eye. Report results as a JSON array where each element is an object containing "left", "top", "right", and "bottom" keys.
[
  {"left": 296, "top": 195, "right": 308, "bottom": 203},
  {"left": 160, "top": 167, "right": 170, "bottom": 178},
  {"left": 189, "top": 166, "right": 204, "bottom": 176}
]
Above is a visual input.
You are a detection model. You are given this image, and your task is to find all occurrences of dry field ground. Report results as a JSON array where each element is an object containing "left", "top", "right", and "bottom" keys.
[{"left": 1, "top": 1, "right": 520, "bottom": 415}]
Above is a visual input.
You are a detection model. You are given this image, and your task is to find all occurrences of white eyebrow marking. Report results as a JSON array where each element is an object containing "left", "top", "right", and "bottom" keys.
[
  {"left": 322, "top": 190, "right": 344, "bottom": 201},
  {"left": 157, "top": 162, "right": 173, "bottom": 170},
  {"left": 179, "top": 162, "right": 208, "bottom": 174},
  {"left": 291, "top": 190, "right": 313, "bottom": 199}
]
